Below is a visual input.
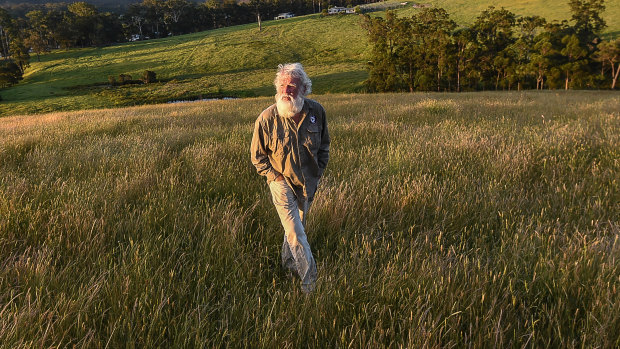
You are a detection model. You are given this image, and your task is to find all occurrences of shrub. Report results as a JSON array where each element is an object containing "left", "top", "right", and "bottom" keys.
[
  {"left": 118, "top": 74, "right": 132, "bottom": 85},
  {"left": 108, "top": 75, "right": 116, "bottom": 86},
  {"left": 321, "top": 9, "right": 328, "bottom": 16},
  {"left": 0, "top": 60, "right": 23, "bottom": 88},
  {"left": 142, "top": 70, "right": 157, "bottom": 84}
]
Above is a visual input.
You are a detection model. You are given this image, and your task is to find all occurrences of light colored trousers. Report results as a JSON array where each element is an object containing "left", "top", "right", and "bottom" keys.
[{"left": 269, "top": 180, "right": 317, "bottom": 292}]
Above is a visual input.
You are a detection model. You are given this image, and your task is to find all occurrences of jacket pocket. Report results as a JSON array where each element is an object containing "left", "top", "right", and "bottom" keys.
[{"left": 305, "top": 125, "right": 321, "bottom": 151}]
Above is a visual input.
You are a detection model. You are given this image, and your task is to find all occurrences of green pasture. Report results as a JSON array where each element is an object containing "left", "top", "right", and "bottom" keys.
[
  {"left": 1, "top": 13, "right": 369, "bottom": 116},
  {"left": 1, "top": 91, "right": 618, "bottom": 346},
  {"left": 2, "top": 0, "right": 619, "bottom": 117}
]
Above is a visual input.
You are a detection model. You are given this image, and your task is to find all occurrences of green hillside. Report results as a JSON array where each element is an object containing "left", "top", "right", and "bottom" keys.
[
  {"left": 1, "top": 14, "right": 370, "bottom": 116},
  {"left": 1, "top": 0, "right": 619, "bottom": 116}
]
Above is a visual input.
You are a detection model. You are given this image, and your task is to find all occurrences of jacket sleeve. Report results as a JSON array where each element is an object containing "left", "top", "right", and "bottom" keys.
[
  {"left": 317, "top": 107, "right": 330, "bottom": 176},
  {"left": 251, "top": 117, "right": 280, "bottom": 182}
]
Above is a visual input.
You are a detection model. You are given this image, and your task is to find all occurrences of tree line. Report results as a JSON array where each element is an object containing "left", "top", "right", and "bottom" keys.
[{"left": 363, "top": 0, "right": 619, "bottom": 91}]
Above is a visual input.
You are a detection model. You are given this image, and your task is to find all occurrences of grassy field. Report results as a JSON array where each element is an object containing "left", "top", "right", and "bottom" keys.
[
  {"left": 1, "top": 0, "right": 619, "bottom": 117},
  {"left": 1, "top": 91, "right": 618, "bottom": 347}
]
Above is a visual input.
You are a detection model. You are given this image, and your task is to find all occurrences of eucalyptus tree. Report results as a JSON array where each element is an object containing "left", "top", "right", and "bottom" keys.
[
  {"left": 363, "top": 11, "right": 406, "bottom": 92},
  {"left": 561, "top": 34, "right": 589, "bottom": 89},
  {"left": 0, "top": 8, "right": 14, "bottom": 59},
  {"left": 568, "top": 0, "right": 606, "bottom": 50},
  {"left": 593, "top": 38, "right": 620, "bottom": 88},
  {"left": 412, "top": 7, "right": 456, "bottom": 91},
  {"left": 452, "top": 27, "right": 476, "bottom": 91},
  {"left": 471, "top": 6, "right": 516, "bottom": 90},
  {"left": 529, "top": 31, "right": 557, "bottom": 90},
  {"left": 24, "top": 10, "right": 49, "bottom": 60}
]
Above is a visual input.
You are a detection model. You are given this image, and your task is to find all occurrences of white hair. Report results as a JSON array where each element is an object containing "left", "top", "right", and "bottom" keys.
[{"left": 274, "top": 63, "right": 312, "bottom": 96}]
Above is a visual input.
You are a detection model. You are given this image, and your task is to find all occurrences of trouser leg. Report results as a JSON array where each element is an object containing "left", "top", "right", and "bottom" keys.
[{"left": 269, "top": 180, "right": 317, "bottom": 291}]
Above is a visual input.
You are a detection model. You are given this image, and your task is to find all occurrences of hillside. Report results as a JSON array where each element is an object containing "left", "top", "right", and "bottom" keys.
[
  {"left": 1, "top": 13, "right": 370, "bottom": 116},
  {"left": 1, "top": 0, "right": 619, "bottom": 116}
]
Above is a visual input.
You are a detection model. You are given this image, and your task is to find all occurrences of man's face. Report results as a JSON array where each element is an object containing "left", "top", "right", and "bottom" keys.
[
  {"left": 277, "top": 75, "right": 302, "bottom": 101},
  {"left": 275, "top": 74, "right": 305, "bottom": 118}
]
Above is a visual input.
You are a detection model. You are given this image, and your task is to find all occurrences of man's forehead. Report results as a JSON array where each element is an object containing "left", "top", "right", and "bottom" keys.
[{"left": 278, "top": 75, "right": 301, "bottom": 84}]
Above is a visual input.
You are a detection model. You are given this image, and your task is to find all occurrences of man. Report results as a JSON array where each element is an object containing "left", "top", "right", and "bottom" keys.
[{"left": 250, "top": 63, "right": 330, "bottom": 293}]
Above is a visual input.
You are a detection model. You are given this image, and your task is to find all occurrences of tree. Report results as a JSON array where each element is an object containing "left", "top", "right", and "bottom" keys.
[
  {"left": 505, "top": 16, "right": 546, "bottom": 90},
  {"left": 67, "top": 2, "right": 99, "bottom": 47},
  {"left": 163, "top": 0, "right": 191, "bottom": 36},
  {"left": 593, "top": 38, "right": 620, "bottom": 88},
  {"left": 453, "top": 28, "right": 476, "bottom": 91},
  {"left": 126, "top": 4, "right": 148, "bottom": 39},
  {"left": 529, "top": 31, "right": 556, "bottom": 90},
  {"left": 143, "top": 0, "right": 165, "bottom": 37},
  {"left": 471, "top": 7, "right": 516, "bottom": 90},
  {"left": 0, "top": 8, "right": 15, "bottom": 59},
  {"left": 24, "top": 10, "right": 50, "bottom": 61},
  {"left": 9, "top": 39, "right": 29, "bottom": 73},
  {"left": 413, "top": 8, "right": 456, "bottom": 91},
  {"left": 561, "top": 34, "right": 588, "bottom": 89},
  {"left": 363, "top": 11, "right": 407, "bottom": 92},
  {"left": 249, "top": 0, "right": 264, "bottom": 31},
  {"left": 569, "top": 0, "right": 606, "bottom": 49},
  {"left": 0, "top": 60, "right": 22, "bottom": 87}
]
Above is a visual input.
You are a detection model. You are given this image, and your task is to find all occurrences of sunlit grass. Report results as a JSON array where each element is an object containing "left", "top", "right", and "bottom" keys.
[{"left": 0, "top": 91, "right": 618, "bottom": 347}]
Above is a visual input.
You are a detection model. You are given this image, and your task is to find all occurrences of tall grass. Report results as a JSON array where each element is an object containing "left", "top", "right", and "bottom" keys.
[{"left": 0, "top": 91, "right": 618, "bottom": 347}]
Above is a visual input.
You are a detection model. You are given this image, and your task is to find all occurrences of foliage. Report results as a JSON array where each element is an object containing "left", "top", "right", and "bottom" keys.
[
  {"left": 142, "top": 70, "right": 157, "bottom": 84},
  {"left": 364, "top": 1, "right": 616, "bottom": 92},
  {"left": 592, "top": 38, "right": 620, "bottom": 88},
  {"left": 569, "top": 0, "right": 606, "bottom": 47},
  {"left": 0, "top": 60, "right": 23, "bottom": 88},
  {"left": 0, "top": 91, "right": 618, "bottom": 347},
  {"left": 118, "top": 73, "right": 133, "bottom": 84}
]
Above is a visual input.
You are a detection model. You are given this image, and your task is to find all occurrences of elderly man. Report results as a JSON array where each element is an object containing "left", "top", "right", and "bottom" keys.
[{"left": 251, "top": 63, "right": 330, "bottom": 293}]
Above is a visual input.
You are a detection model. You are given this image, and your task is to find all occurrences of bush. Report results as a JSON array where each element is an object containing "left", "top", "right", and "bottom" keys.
[
  {"left": 0, "top": 60, "right": 23, "bottom": 88},
  {"left": 108, "top": 75, "right": 116, "bottom": 86},
  {"left": 321, "top": 9, "right": 328, "bottom": 16},
  {"left": 142, "top": 70, "right": 157, "bottom": 84},
  {"left": 118, "top": 74, "right": 132, "bottom": 85}
]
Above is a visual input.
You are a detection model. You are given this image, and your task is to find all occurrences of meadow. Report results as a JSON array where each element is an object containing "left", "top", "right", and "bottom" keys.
[
  {"left": 0, "top": 91, "right": 618, "bottom": 347},
  {"left": 2, "top": 0, "right": 619, "bottom": 117}
]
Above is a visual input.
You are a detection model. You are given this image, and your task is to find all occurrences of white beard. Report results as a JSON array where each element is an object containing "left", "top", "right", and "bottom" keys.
[{"left": 276, "top": 93, "right": 304, "bottom": 118}]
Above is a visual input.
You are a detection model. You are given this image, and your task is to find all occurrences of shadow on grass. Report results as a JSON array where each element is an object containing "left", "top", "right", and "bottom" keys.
[
  {"left": 312, "top": 69, "right": 368, "bottom": 94},
  {"left": 601, "top": 31, "right": 620, "bottom": 40}
]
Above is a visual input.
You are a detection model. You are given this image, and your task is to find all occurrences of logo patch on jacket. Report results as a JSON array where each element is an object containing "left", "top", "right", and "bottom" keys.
[{"left": 310, "top": 115, "right": 316, "bottom": 124}]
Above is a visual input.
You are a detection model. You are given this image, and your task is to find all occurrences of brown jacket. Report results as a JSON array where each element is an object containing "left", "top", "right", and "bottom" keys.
[{"left": 251, "top": 98, "right": 330, "bottom": 202}]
